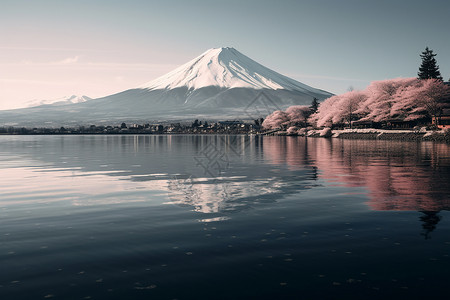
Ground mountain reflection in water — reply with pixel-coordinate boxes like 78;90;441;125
1;135;450;300
1;135;448;215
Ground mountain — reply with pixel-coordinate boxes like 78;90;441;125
139;47;329;92
25;95;92;108
0;47;333;126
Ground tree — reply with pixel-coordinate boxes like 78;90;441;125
418;47;443;80
309;91;366;128
307;78;450;127
262;110;289;129
341;91;367;128
309;95;341;127
363;78;417;122
259;118;264;126
254;117;265;127
416;79;450;125
120;122;127;129
285;105;311;127
262;106;311;129
310;97;319;113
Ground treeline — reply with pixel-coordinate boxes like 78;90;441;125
262;78;450;132
0;120;265;135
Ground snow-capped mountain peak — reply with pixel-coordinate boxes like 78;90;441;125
138;47;329;95
26;95;92;108
0;47;333;126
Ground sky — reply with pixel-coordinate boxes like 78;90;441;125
1;0;449;110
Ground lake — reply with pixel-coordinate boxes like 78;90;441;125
1;135;450;299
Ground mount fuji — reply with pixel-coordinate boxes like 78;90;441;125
139;47;329;92
0;47;333;126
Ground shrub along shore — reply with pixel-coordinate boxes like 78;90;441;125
295;128;450;143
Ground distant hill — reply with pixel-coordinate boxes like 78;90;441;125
25;95;92;108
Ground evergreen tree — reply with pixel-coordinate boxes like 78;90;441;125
418;47;443;80
254;117;264;127
310;97;319;113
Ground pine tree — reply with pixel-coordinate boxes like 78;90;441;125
418;47;443;80
310;97;319;113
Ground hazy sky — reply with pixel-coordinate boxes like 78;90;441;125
1;0;449;110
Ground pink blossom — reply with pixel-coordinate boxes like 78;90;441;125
263;106;310;129
309;78;450;127
262;110;289;129
310;91;366;127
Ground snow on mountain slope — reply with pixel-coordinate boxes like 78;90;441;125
26;95;92;107
138;47;330;96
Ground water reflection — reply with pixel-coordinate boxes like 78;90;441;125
262;137;450;238
0;135;319;214
288;138;450;212
261;137;450;211
420;211;442;239
1;136;449;218
166;174;316;214
3;135;450;300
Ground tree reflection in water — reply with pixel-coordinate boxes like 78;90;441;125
420;211;442;239
262;137;450;238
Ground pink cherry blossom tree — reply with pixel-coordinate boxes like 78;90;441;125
339;90;367;127
416;79;450;124
262;110;289;129
309;95;341;127
309;91;366;127
285;106;311;126
362;78;417;122
262;106;311;129
309;78;450;127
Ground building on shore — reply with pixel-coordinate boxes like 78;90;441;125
433;108;450;129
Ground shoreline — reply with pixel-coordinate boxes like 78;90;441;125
1;128;449;143
304;128;450;143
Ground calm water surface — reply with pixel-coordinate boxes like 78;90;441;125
1;135;450;299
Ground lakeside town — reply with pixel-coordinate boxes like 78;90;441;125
1;112;449;142
0;120;263;135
